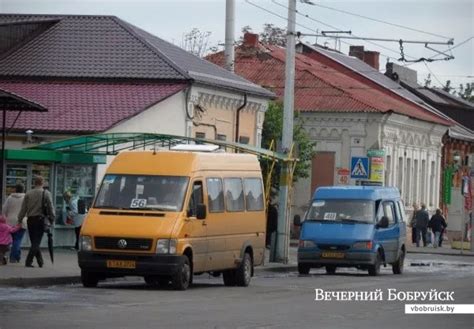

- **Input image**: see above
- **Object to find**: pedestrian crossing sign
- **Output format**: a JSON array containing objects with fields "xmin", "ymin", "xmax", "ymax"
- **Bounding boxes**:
[{"xmin": 351, "ymin": 157, "xmax": 369, "ymax": 179}]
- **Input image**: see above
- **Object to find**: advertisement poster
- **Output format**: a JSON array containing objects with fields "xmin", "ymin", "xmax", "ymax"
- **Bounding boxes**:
[{"xmin": 369, "ymin": 156, "xmax": 385, "ymax": 184}]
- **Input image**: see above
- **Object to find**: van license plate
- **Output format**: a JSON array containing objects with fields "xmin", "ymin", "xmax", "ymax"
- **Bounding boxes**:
[
  {"xmin": 321, "ymin": 252, "xmax": 345, "ymax": 259},
  {"xmin": 106, "ymin": 260, "xmax": 136, "ymax": 269}
]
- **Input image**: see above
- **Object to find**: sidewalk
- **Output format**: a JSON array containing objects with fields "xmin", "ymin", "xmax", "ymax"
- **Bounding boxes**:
[{"xmin": 1, "ymin": 244, "xmax": 472, "ymax": 288}]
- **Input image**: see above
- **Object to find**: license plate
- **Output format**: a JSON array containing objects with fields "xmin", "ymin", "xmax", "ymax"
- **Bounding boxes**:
[
  {"xmin": 321, "ymin": 251, "xmax": 345, "ymax": 259},
  {"xmin": 106, "ymin": 260, "xmax": 136, "ymax": 269}
]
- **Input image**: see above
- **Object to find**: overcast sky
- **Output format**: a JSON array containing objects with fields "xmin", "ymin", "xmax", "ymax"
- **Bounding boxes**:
[{"xmin": 1, "ymin": 0, "xmax": 472, "ymax": 90}]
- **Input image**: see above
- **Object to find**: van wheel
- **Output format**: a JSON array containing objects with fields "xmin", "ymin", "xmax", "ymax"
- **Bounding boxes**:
[
  {"xmin": 81, "ymin": 270, "xmax": 99, "ymax": 288},
  {"xmin": 236, "ymin": 253, "xmax": 253, "ymax": 287},
  {"xmin": 223, "ymin": 270, "xmax": 236, "ymax": 286},
  {"xmin": 171, "ymin": 256, "xmax": 191, "ymax": 290},
  {"xmin": 326, "ymin": 266, "xmax": 337, "ymax": 275},
  {"xmin": 392, "ymin": 250, "xmax": 405, "ymax": 275},
  {"xmin": 298, "ymin": 263, "xmax": 310, "ymax": 275},
  {"xmin": 368, "ymin": 251, "xmax": 382, "ymax": 276}
]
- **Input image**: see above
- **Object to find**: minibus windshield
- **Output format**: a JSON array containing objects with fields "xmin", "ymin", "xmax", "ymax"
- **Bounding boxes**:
[
  {"xmin": 94, "ymin": 174, "xmax": 189, "ymax": 212},
  {"xmin": 305, "ymin": 199, "xmax": 375, "ymax": 224}
]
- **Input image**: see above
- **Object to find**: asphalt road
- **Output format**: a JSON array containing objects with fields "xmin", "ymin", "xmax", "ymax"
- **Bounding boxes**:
[{"xmin": 0, "ymin": 254, "xmax": 472, "ymax": 329}]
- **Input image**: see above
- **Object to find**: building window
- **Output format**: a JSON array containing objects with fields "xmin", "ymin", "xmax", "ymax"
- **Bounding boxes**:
[
  {"xmin": 413, "ymin": 159, "xmax": 419, "ymax": 204},
  {"xmin": 429, "ymin": 160, "xmax": 436, "ymax": 207},
  {"xmin": 404, "ymin": 158, "xmax": 411, "ymax": 205},
  {"xmin": 207, "ymin": 178, "xmax": 224, "ymax": 213},
  {"xmin": 195, "ymin": 132, "xmax": 205, "ymax": 139},
  {"xmin": 224, "ymin": 178, "xmax": 244, "ymax": 212},
  {"xmin": 243, "ymin": 178, "xmax": 264, "ymax": 211},
  {"xmin": 421, "ymin": 159, "xmax": 426, "ymax": 205},
  {"xmin": 397, "ymin": 157, "xmax": 403, "ymax": 198},
  {"xmin": 239, "ymin": 136, "xmax": 250, "ymax": 144},
  {"xmin": 217, "ymin": 134, "xmax": 226, "ymax": 141}
]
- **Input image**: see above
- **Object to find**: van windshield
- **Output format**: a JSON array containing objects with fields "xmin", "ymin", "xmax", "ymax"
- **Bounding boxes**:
[
  {"xmin": 306, "ymin": 199, "xmax": 375, "ymax": 224},
  {"xmin": 94, "ymin": 174, "xmax": 189, "ymax": 212}
]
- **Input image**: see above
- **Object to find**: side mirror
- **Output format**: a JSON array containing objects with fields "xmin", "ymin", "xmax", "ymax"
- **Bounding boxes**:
[
  {"xmin": 294, "ymin": 214, "xmax": 301, "ymax": 227},
  {"xmin": 196, "ymin": 204, "xmax": 207, "ymax": 220},
  {"xmin": 376, "ymin": 216, "xmax": 389, "ymax": 229}
]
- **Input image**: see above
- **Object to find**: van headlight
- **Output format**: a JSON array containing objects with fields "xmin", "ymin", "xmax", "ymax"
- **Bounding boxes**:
[
  {"xmin": 299, "ymin": 240, "xmax": 316, "ymax": 248},
  {"xmin": 352, "ymin": 241, "xmax": 373, "ymax": 250},
  {"xmin": 156, "ymin": 239, "xmax": 177, "ymax": 254},
  {"xmin": 80, "ymin": 236, "xmax": 92, "ymax": 251}
]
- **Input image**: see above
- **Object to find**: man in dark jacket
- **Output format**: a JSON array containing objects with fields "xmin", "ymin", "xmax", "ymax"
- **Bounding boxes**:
[
  {"xmin": 415, "ymin": 203, "xmax": 429, "ymax": 247},
  {"xmin": 17, "ymin": 176, "xmax": 55, "ymax": 267},
  {"xmin": 429, "ymin": 209, "xmax": 447, "ymax": 248}
]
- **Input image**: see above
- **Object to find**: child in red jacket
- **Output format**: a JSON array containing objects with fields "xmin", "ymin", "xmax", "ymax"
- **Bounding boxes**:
[{"xmin": 0, "ymin": 215, "xmax": 21, "ymax": 265}]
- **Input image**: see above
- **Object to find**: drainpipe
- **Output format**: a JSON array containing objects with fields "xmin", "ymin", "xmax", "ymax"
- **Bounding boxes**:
[{"xmin": 235, "ymin": 94, "xmax": 247, "ymax": 143}]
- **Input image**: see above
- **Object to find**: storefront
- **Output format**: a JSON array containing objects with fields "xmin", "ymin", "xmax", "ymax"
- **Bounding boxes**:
[{"xmin": 2, "ymin": 149, "xmax": 105, "ymax": 246}]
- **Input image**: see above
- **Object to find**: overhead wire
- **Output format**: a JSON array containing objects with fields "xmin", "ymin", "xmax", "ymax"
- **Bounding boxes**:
[
  {"xmin": 270, "ymin": 0, "xmax": 419, "ymax": 61},
  {"xmin": 312, "ymin": 2, "xmax": 453, "ymax": 40},
  {"xmin": 245, "ymin": 0, "xmax": 409, "ymax": 62}
]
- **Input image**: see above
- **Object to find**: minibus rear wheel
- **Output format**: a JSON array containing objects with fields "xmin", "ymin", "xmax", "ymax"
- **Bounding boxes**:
[
  {"xmin": 392, "ymin": 249, "xmax": 405, "ymax": 274},
  {"xmin": 171, "ymin": 256, "xmax": 191, "ymax": 290},
  {"xmin": 236, "ymin": 252, "xmax": 253, "ymax": 287},
  {"xmin": 81, "ymin": 270, "xmax": 99, "ymax": 288}
]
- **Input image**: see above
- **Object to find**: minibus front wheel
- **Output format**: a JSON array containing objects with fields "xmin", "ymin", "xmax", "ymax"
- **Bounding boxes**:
[{"xmin": 171, "ymin": 255, "xmax": 191, "ymax": 290}]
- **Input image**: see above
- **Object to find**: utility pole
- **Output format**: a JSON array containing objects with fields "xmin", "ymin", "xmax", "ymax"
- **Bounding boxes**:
[
  {"xmin": 274, "ymin": 0, "xmax": 296, "ymax": 263},
  {"xmin": 224, "ymin": 0, "xmax": 235, "ymax": 72}
]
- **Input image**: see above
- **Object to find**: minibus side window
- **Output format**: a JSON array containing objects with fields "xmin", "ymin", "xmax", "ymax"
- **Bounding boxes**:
[
  {"xmin": 188, "ymin": 181, "xmax": 203, "ymax": 217},
  {"xmin": 207, "ymin": 178, "xmax": 224, "ymax": 213},
  {"xmin": 224, "ymin": 178, "xmax": 244, "ymax": 212},
  {"xmin": 397, "ymin": 201, "xmax": 407, "ymax": 222},
  {"xmin": 382, "ymin": 201, "xmax": 396, "ymax": 226},
  {"xmin": 244, "ymin": 178, "xmax": 264, "ymax": 211}
]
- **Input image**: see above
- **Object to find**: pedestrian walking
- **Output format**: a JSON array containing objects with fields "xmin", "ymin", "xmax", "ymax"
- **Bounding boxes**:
[
  {"xmin": 2, "ymin": 183, "xmax": 27, "ymax": 263},
  {"xmin": 17, "ymin": 176, "xmax": 55, "ymax": 268},
  {"xmin": 0, "ymin": 215, "xmax": 21, "ymax": 265},
  {"xmin": 63, "ymin": 191, "xmax": 87, "ymax": 250},
  {"xmin": 428, "ymin": 209, "xmax": 447, "ymax": 249},
  {"xmin": 410, "ymin": 203, "xmax": 419, "ymax": 245},
  {"xmin": 415, "ymin": 203, "xmax": 429, "ymax": 247}
]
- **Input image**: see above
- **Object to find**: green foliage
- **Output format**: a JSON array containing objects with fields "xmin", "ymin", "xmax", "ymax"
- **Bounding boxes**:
[{"xmin": 260, "ymin": 102, "xmax": 315, "ymax": 195}]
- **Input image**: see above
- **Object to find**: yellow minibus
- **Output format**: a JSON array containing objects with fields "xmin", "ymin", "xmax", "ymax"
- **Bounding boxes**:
[{"xmin": 78, "ymin": 151, "xmax": 266, "ymax": 290}]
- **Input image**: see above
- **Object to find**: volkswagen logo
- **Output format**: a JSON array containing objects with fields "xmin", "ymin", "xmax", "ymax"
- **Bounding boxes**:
[{"xmin": 117, "ymin": 239, "xmax": 128, "ymax": 249}]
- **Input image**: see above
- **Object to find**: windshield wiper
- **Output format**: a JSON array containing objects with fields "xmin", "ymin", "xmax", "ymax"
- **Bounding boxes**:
[{"xmin": 337, "ymin": 219, "xmax": 369, "ymax": 224}]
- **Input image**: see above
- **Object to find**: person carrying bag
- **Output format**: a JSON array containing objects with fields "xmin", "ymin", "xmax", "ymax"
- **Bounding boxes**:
[{"xmin": 17, "ymin": 176, "xmax": 55, "ymax": 268}]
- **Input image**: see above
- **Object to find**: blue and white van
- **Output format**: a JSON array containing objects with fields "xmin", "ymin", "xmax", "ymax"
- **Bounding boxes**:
[{"xmin": 294, "ymin": 186, "xmax": 406, "ymax": 276}]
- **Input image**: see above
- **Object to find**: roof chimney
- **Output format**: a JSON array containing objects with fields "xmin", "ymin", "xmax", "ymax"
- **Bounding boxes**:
[
  {"xmin": 364, "ymin": 51, "xmax": 380, "ymax": 70},
  {"xmin": 349, "ymin": 45, "xmax": 365, "ymax": 61},
  {"xmin": 243, "ymin": 33, "xmax": 259, "ymax": 47}
]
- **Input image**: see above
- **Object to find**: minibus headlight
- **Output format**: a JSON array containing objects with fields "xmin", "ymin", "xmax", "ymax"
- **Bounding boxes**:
[
  {"xmin": 156, "ymin": 239, "xmax": 177, "ymax": 254},
  {"xmin": 298, "ymin": 240, "xmax": 316, "ymax": 248},
  {"xmin": 352, "ymin": 241, "xmax": 373, "ymax": 250},
  {"xmin": 80, "ymin": 236, "xmax": 92, "ymax": 251}
]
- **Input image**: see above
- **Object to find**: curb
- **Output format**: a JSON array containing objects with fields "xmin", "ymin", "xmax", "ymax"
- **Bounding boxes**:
[
  {"xmin": 407, "ymin": 250, "xmax": 474, "ymax": 257},
  {"xmin": 0, "ymin": 276, "xmax": 81, "ymax": 288}
]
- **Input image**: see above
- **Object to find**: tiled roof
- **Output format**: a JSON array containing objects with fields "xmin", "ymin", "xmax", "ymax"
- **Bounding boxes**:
[
  {"xmin": 206, "ymin": 43, "xmax": 450, "ymax": 125},
  {"xmin": 0, "ymin": 14, "xmax": 273, "ymax": 98},
  {"xmin": 0, "ymin": 80, "xmax": 186, "ymax": 133}
]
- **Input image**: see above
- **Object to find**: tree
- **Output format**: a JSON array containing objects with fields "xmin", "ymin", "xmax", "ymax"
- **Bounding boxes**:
[
  {"xmin": 260, "ymin": 23, "xmax": 287, "ymax": 46},
  {"xmin": 423, "ymin": 74, "xmax": 432, "ymax": 87},
  {"xmin": 181, "ymin": 28, "xmax": 219, "ymax": 58},
  {"xmin": 238, "ymin": 24, "xmax": 287, "ymax": 46},
  {"xmin": 260, "ymin": 101, "xmax": 315, "ymax": 197},
  {"xmin": 458, "ymin": 83, "xmax": 474, "ymax": 103},
  {"xmin": 442, "ymin": 80, "xmax": 454, "ymax": 94}
]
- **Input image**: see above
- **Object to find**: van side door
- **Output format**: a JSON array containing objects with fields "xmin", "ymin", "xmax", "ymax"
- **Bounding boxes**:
[
  {"xmin": 374, "ymin": 200, "xmax": 399, "ymax": 264},
  {"xmin": 184, "ymin": 179, "xmax": 208, "ymax": 272}
]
